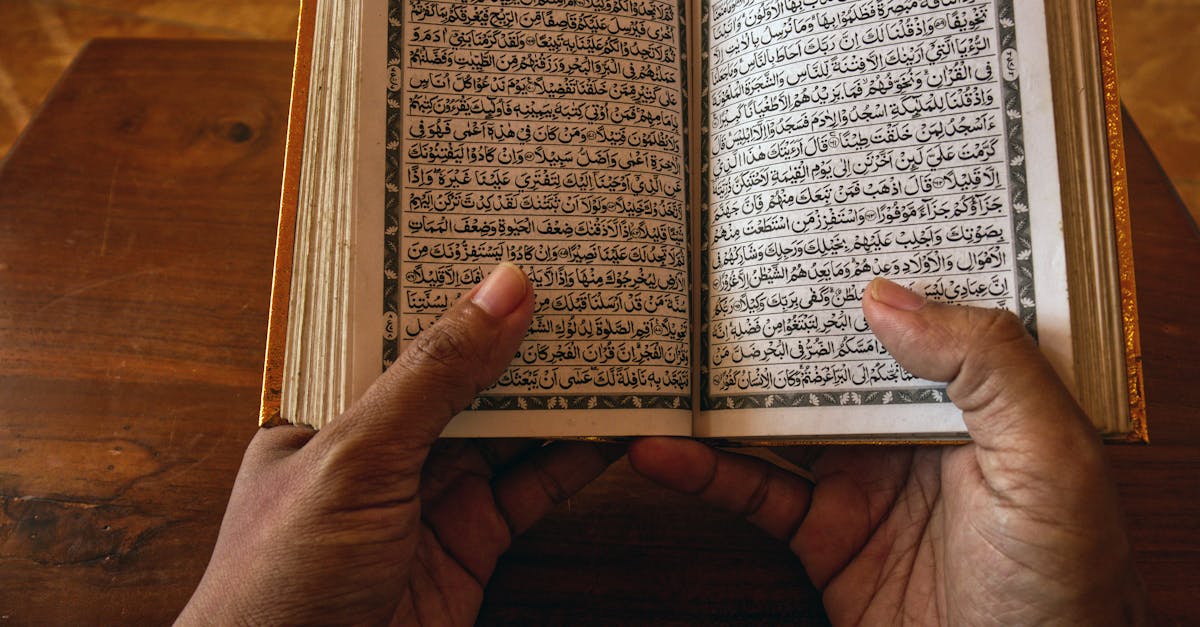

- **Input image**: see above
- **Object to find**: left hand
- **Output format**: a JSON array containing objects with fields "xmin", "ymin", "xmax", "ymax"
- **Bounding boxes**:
[{"xmin": 178, "ymin": 263, "xmax": 622, "ymax": 625}]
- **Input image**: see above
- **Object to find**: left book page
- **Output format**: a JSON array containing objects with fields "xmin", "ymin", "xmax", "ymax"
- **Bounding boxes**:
[{"xmin": 369, "ymin": 0, "xmax": 694, "ymax": 436}]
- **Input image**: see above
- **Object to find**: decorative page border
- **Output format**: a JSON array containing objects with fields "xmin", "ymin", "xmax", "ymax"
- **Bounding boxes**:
[
  {"xmin": 384, "ymin": 2, "xmax": 401, "ymax": 369},
  {"xmin": 701, "ymin": 0, "xmax": 1037, "ymax": 410},
  {"xmin": 1001, "ymin": 0, "xmax": 1038, "ymax": 335},
  {"xmin": 384, "ymin": 0, "xmax": 692, "ymax": 411}
]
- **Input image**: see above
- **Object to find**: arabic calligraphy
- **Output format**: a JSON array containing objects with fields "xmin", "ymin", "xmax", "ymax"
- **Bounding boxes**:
[
  {"xmin": 397, "ymin": 0, "xmax": 690, "ymax": 399},
  {"xmin": 706, "ymin": 0, "xmax": 1027, "ymax": 398}
]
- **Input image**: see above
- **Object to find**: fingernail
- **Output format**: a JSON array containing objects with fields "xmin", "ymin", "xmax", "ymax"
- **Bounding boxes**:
[
  {"xmin": 867, "ymin": 277, "xmax": 925, "ymax": 311},
  {"xmin": 472, "ymin": 263, "xmax": 528, "ymax": 317}
]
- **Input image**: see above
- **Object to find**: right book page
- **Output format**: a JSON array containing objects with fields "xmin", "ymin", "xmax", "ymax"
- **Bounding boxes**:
[{"xmin": 695, "ymin": 0, "xmax": 1074, "ymax": 439}]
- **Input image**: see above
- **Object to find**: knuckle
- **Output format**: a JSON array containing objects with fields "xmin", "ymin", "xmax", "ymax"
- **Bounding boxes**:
[
  {"xmin": 740, "ymin": 466, "xmax": 773, "ymax": 518},
  {"xmin": 406, "ymin": 316, "xmax": 478, "ymax": 371},
  {"xmin": 951, "ymin": 307, "xmax": 1035, "ymax": 411},
  {"xmin": 242, "ymin": 426, "xmax": 310, "ymax": 468},
  {"xmin": 962, "ymin": 307, "xmax": 1029, "ymax": 359},
  {"xmin": 311, "ymin": 434, "xmax": 422, "ymax": 500},
  {"xmin": 388, "ymin": 313, "xmax": 491, "ymax": 421},
  {"xmin": 980, "ymin": 307, "xmax": 1026, "ymax": 341},
  {"xmin": 955, "ymin": 306, "xmax": 1032, "ymax": 365},
  {"xmin": 533, "ymin": 457, "xmax": 572, "ymax": 504}
]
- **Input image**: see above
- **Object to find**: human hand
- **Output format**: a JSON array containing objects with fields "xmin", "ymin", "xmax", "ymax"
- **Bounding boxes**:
[
  {"xmin": 630, "ymin": 278, "xmax": 1147, "ymax": 625},
  {"xmin": 179, "ymin": 263, "xmax": 622, "ymax": 625}
]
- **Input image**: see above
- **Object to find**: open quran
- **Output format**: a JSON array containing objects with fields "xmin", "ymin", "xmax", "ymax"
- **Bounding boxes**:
[{"xmin": 261, "ymin": 0, "xmax": 1146, "ymax": 442}]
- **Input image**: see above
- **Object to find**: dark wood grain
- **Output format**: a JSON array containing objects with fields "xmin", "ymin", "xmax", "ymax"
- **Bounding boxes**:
[
  {"xmin": 1109, "ymin": 109, "xmax": 1200, "ymax": 626},
  {"xmin": 0, "ymin": 40, "xmax": 1197, "ymax": 625},
  {"xmin": 0, "ymin": 39, "xmax": 291, "ymax": 625}
]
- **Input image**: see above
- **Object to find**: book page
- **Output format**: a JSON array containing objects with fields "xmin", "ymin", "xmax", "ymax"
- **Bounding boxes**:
[
  {"xmin": 385, "ymin": 0, "xmax": 692, "ymax": 436},
  {"xmin": 697, "ymin": 0, "xmax": 1071, "ymax": 437}
]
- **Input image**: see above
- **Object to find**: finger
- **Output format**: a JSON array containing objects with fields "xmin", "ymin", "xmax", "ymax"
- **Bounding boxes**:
[
  {"xmin": 422, "ymin": 441, "xmax": 621, "ymax": 583},
  {"xmin": 492, "ymin": 441, "xmax": 625, "ymax": 535},
  {"xmin": 420, "ymin": 438, "xmax": 540, "ymax": 501},
  {"xmin": 315, "ymin": 263, "xmax": 534, "ymax": 466},
  {"xmin": 862, "ymin": 277, "xmax": 1098, "ymax": 456},
  {"xmin": 797, "ymin": 446, "xmax": 920, "ymax": 588},
  {"xmin": 771, "ymin": 446, "xmax": 826, "ymax": 481},
  {"xmin": 628, "ymin": 437, "xmax": 812, "ymax": 542}
]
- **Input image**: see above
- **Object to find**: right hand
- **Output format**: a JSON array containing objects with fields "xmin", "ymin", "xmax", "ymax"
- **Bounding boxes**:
[{"xmin": 630, "ymin": 278, "xmax": 1148, "ymax": 624}]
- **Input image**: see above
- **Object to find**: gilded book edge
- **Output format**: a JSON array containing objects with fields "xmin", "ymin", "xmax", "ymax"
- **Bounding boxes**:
[
  {"xmin": 1095, "ymin": 0, "xmax": 1148, "ymax": 444},
  {"xmin": 260, "ymin": 0, "xmax": 319, "ymax": 427}
]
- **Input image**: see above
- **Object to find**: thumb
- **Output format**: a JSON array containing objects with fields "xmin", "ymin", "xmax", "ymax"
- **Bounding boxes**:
[
  {"xmin": 317, "ymin": 263, "xmax": 534, "ymax": 466},
  {"xmin": 861, "ymin": 277, "xmax": 1098, "ymax": 457}
]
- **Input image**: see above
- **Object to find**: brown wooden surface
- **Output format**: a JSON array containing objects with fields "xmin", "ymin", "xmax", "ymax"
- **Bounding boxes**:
[{"xmin": 0, "ymin": 39, "xmax": 1197, "ymax": 625}]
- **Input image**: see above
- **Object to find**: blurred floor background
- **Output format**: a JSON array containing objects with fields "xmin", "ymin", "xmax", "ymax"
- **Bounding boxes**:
[{"xmin": 0, "ymin": 0, "xmax": 1197, "ymax": 223}]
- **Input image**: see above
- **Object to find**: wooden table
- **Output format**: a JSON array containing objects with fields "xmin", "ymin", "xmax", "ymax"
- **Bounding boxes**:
[{"xmin": 1, "ymin": 39, "xmax": 1197, "ymax": 625}]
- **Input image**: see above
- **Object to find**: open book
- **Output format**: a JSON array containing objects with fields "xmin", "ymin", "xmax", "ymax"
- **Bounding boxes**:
[{"xmin": 262, "ymin": 0, "xmax": 1146, "ymax": 442}]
